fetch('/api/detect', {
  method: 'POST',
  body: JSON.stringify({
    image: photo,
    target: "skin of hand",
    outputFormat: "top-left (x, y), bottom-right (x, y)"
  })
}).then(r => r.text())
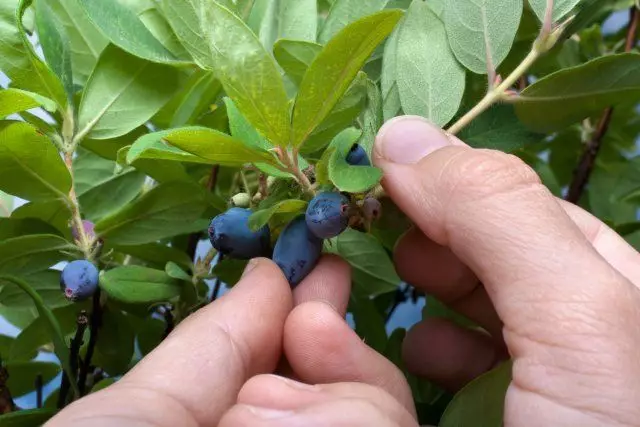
top-left (46, 116), bottom-right (640, 427)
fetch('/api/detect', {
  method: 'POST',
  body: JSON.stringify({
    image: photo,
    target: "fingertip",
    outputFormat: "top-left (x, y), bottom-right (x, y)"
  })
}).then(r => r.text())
top-left (293, 255), bottom-right (351, 316)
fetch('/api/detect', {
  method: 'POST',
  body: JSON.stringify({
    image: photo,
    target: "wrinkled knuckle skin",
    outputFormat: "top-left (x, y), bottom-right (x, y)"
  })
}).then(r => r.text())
top-left (442, 149), bottom-right (542, 203)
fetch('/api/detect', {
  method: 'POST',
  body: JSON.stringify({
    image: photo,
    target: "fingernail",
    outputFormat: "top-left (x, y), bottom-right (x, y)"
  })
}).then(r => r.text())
top-left (267, 374), bottom-right (319, 392)
top-left (241, 258), bottom-right (260, 278)
top-left (243, 405), bottom-right (294, 419)
top-left (376, 116), bottom-right (452, 164)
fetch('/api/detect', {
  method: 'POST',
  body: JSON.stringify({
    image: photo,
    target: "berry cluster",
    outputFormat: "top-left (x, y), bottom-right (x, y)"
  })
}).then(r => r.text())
top-left (208, 144), bottom-right (381, 286)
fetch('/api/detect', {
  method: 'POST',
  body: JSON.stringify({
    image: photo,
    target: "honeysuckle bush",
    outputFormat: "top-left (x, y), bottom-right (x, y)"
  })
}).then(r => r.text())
top-left (0, 0), bottom-right (639, 425)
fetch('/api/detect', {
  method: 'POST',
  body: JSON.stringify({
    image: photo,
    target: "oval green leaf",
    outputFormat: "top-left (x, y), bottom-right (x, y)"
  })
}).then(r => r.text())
top-left (396, 0), bottom-right (465, 127)
top-left (0, 89), bottom-right (55, 118)
top-left (273, 39), bottom-right (322, 88)
top-left (328, 128), bottom-right (382, 193)
top-left (0, 408), bottom-right (57, 426)
top-left (529, 0), bottom-right (581, 22)
top-left (99, 266), bottom-right (181, 304)
top-left (126, 130), bottom-right (212, 166)
top-left (515, 53), bottom-right (640, 132)
top-left (292, 10), bottom-right (403, 148)
top-left (278, 0), bottom-right (317, 42)
top-left (77, 44), bottom-right (181, 140)
top-left (443, 0), bottom-right (522, 75)
top-left (77, 0), bottom-right (186, 65)
top-left (164, 0), bottom-right (290, 146)
top-left (440, 360), bottom-right (513, 427)
top-left (248, 199), bottom-right (308, 232)
top-left (0, 121), bottom-right (71, 202)
top-left (318, 0), bottom-right (389, 44)
top-left (5, 361), bottom-right (61, 396)
top-left (0, 234), bottom-right (75, 276)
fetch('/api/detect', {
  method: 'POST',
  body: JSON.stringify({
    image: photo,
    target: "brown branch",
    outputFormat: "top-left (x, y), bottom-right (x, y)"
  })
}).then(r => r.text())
top-left (78, 291), bottom-right (102, 396)
top-left (565, 7), bottom-right (638, 204)
top-left (186, 166), bottom-right (220, 261)
top-left (58, 311), bottom-right (88, 408)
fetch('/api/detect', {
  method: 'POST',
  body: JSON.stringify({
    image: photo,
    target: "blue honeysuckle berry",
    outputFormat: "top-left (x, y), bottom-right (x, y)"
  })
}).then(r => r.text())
top-left (60, 260), bottom-right (99, 302)
top-left (305, 192), bottom-right (350, 239)
top-left (273, 216), bottom-right (323, 287)
top-left (208, 207), bottom-right (271, 259)
top-left (346, 144), bottom-right (371, 166)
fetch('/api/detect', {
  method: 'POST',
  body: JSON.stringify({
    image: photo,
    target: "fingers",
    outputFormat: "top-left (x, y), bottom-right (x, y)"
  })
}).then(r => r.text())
top-left (49, 259), bottom-right (293, 427)
top-left (293, 255), bottom-right (352, 316)
top-left (284, 301), bottom-right (416, 416)
top-left (402, 318), bottom-right (503, 392)
top-left (374, 116), bottom-right (640, 425)
top-left (219, 375), bottom-right (417, 427)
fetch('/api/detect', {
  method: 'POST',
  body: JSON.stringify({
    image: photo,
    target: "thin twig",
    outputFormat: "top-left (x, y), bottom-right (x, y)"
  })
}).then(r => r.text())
top-left (187, 166), bottom-right (220, 261)
top-left (35, 375), bottom-right (43, 409)
top-left (78, 291), bottom-right (102, 396)
top-left (58, 312), bottom-right (88, 409)
top-left (64, 153), bottom-right (92, 260)
top-left (565, 7), bottom-right (638, 204)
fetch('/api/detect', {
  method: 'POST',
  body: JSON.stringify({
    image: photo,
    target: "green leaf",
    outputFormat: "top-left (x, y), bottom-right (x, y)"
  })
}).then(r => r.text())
top-left (328, 128), bottom-right (382, 193)
top-left (358, 79), bottom-right (383, 156)
top-left (301, 72), bottom-right (368, 154)
top-left (350, 295), bottom-right (388, 353)
top-left (11, 200), bottom-right (71, 237)
top-left (327, 228), bottom-right (400, 296)
top-left (94, 181), bottom-right (212, 245)
top-left (292, 10), bottom-right (403, 148)
top-left (91, 377), bottom-right (116, 392)
top-left (77, 44), bottom-right (181, 140)
top-left (396, 0), bottom-right (465, 126)
top-left (273, 39), bottom-right (322, 88)
top-left (459, 105), bottom-right (542, 152)
top-left (0, 270), bottom-right (70, 309)
top-left (136, 316), bottom-right (165, 356)
top-left (126, 130), bottom-right (212, 166)
top-left (115, 243), bottom-right (193, 270)
top-left (164, 0), bottom-right (290, 146)
top-left (165, 262), bottom-right (192, 281)
top-left (0, 121), bottom-right (71, 202)
top-left (117, 146), bottom-right (192, 183)
top-left (44, 0), bottom-right (108, 86)
top-left (77, 0), bottom-right (186, 65)
top-left (0, 89), bottom-right (55, 118)
top-left (0, 235), bottom-right (75, 276)
top-left (154, 70), bottom-right (222, 128)
top-left (248, 200), bottom-right (308, 231)
top-left (93, 307), bottom-right (134, 375)
top-left (279, 0), bottom-right (317, 42)
top-left (443, 0), bottom-right (522, 75)
top-left (515, 54), bottom-right (640, 132)
top-left (35, 0), bottom-right (74, 99)
top-left (318, 0), bottom-right (389, 44)
top-left (164, 127), bottom-right (281, 167)
top-left (130, 0), bottom-right (192, 60)
top-left (5, 361), bottom-right (60, 396)
top-left (381, 17), bottom-right (402, 121)
top-left (0, 335), bottom-right (16, 360)
top-left (99, 266), bottom-right (181, 304)
top-left (440, 360), bottom-right (512, 427)
top-left (74, 149), bottom-right (145, 221)
top-left (0, 408), bottom-right (57, 426)
top-left (0, 275), bottom-right (79, 397)
top-left (529, 0), bottom-right (581, 22)
top-left (0, 0), bottom-right (66, 110)
top-left (212, 258), bottom-right (248, 286)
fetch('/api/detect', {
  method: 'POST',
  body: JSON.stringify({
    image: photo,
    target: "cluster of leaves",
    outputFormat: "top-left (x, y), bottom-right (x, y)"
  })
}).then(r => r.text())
top-left (0, 0), bottom-right (638, 425)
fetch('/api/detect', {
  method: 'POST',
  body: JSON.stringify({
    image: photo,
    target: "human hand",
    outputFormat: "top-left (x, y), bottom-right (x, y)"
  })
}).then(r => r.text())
top-left (46, 256), bottom-right (416, 426)
top-left (374, 116), bottom-right (640, 426)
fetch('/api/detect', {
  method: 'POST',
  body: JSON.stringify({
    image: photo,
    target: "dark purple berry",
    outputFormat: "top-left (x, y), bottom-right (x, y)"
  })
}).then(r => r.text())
top-left (272, 216), bottom-right (323, 287)
top-left (208, 208), bottom-right (271, 259)
top-left (346, 144), bottom-right (370, 166)
top-left (305, 192), bottom-right (350, 239)
top-left (60, 260), bottom-right (99, 302)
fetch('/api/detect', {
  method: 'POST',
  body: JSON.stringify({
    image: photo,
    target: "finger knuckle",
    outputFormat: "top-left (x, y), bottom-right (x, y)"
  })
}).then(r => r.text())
top-left (443, 149), bottom-right (542, 202)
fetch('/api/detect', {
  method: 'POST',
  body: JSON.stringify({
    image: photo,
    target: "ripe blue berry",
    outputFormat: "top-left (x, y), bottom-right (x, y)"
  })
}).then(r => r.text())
top-left (273, 216), bottom-right (323, 287)
top-left (60, 260), bottom-right (99, 301)
top-left (346, 144), bottom-right (370, 166)
top-left (208, 208), bottom-right (271, 259)
top-left (305, 192), bottom-right (350, 239)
